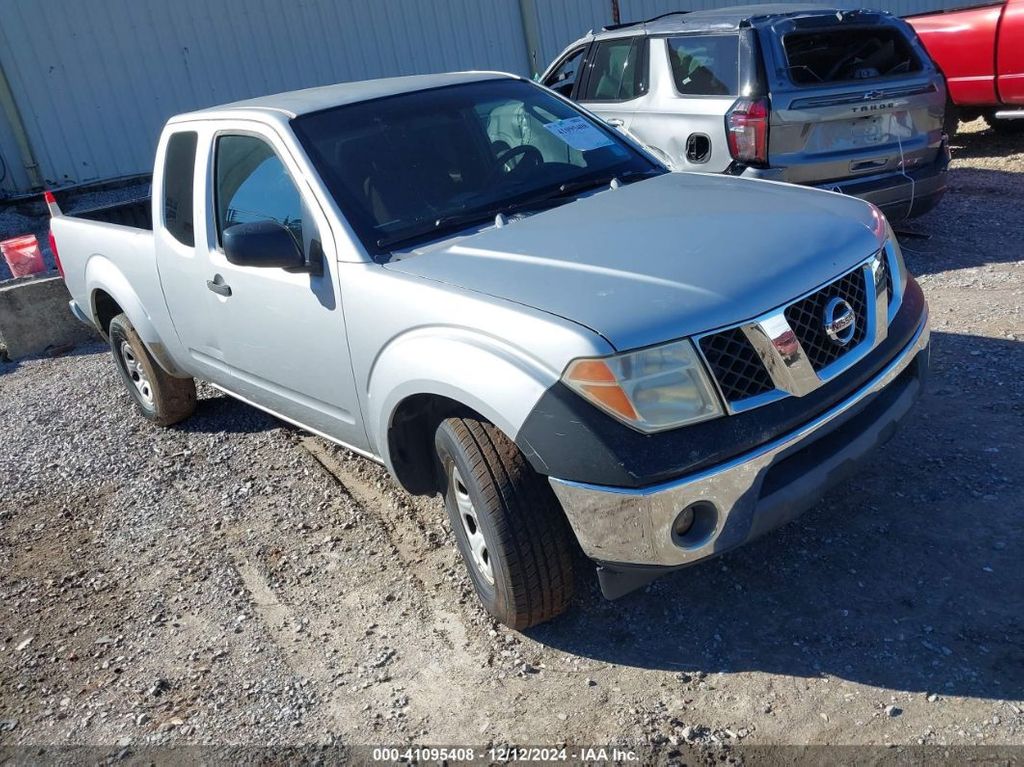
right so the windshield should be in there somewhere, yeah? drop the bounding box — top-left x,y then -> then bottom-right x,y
292,78 -> 662,256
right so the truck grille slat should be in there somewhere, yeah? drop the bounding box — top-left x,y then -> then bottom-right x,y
878,253 -> 893,302
698,328 -> 775,402
783,268 -> 868,371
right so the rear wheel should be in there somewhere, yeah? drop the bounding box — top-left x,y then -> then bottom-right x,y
435,417 -> 574,629
109,313 -> 196,426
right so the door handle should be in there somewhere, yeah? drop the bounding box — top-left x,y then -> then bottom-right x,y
206,275 -> 232,297
850,158 -> 888,173
605,118 -> 624,128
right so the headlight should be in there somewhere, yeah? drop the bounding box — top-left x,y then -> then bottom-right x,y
562,339 -> 724,433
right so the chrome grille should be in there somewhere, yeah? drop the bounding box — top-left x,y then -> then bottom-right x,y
783,268 -> 868,371
698,328 -> 774,402
697,253 -> 891,414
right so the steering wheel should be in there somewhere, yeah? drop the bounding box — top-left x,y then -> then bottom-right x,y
485,144 -> 543,186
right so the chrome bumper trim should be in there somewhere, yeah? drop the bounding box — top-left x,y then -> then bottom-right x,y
550,309 -> 929,567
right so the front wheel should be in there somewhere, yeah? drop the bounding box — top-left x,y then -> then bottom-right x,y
435,417 -> 574,629
109,313 -> 196,426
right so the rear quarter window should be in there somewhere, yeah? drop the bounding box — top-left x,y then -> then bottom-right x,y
666,35 -> 740,96
783,27 -> 922,85
162,131 -> 198,247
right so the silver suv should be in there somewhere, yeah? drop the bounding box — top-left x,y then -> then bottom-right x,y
542,7 -> 950,219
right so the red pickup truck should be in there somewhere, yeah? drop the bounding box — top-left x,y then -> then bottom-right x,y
908,0 -> 1024,133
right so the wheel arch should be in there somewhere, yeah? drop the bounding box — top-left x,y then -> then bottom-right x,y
369,329 -> 560,496
90,289 -> 123,339
386,393 -> 483,496
84,257 -> 189,376
85,258 -> 156,342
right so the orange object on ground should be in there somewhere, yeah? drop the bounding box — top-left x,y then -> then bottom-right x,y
1,234 -> 46,278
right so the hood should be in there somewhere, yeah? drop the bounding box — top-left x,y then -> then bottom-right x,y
385,172 -> 883,351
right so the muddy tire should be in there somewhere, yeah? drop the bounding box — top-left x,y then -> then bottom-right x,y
109,313 -> 196,426
435,417 -> 574,630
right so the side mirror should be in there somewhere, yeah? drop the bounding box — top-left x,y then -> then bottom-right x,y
222,221 -> 306,270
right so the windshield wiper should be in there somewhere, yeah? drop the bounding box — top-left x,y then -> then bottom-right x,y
518,168 -> 663,208
376,169 -> 663,250
376,209 -> 499,249
376,192 -> 572,250
502,169 -> 660,215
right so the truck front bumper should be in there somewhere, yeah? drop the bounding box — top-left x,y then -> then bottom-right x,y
549,310 -> 929,599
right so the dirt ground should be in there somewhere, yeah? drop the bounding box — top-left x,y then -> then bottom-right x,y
1,119 -> 1021,760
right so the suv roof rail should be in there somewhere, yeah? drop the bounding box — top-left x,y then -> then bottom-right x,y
601,10 -> 690,32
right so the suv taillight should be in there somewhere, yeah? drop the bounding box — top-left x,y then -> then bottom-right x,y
725,97 -> 769,167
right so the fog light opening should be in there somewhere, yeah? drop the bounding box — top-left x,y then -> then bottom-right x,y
671,502 -> 718,548
672,507 -> 695,538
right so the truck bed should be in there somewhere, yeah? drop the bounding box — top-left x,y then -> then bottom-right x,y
72,197 -> 152,230
50,193 -> 165,349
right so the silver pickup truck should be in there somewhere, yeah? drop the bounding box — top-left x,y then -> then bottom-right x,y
49,72 -> 930,630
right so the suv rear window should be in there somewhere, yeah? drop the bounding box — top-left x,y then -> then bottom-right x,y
783,27 -> 922,85
667,35 -> 739,96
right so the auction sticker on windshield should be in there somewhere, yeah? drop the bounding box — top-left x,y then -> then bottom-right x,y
543,117 -> 615,151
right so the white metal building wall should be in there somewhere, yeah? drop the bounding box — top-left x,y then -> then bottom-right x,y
0,0 -> 529,196
532,0 -> 611,65
0,0 -> 979,197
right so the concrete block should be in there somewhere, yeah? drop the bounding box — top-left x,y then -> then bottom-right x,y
0,274 -> 99,360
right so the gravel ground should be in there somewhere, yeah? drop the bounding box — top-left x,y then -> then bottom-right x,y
0,119 -> 1021,758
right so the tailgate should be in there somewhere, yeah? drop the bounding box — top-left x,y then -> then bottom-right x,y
759,14 -> 946,186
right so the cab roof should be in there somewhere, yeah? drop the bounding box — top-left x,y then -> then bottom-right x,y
169,71 -> 515,122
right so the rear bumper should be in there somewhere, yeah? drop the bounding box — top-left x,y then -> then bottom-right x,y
549,309 -> 929,599
740,142 -> 950,220
812,144 -> 950,220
